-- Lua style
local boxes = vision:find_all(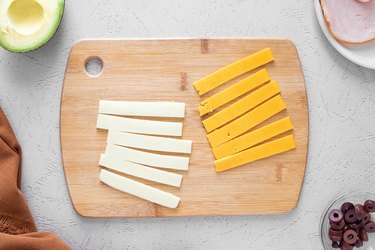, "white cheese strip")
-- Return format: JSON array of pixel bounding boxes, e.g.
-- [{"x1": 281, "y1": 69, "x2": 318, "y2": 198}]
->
[
  {"x1": 99, "y1": 154, "x2": 183, "y2": 187},
  {"x1": 106, "y1": 144, "x2": 189, "y2": 171},
  {"x1": 96, "y1": 114, "x2": 183, "y2": 136},
  {"x1": 99, "y1": 100, "x2": 185, "y2": 118},
  {"x1": 107, "y1": 130, "x2": 192, "y2": 154},
  {"x1": 99, "y1": 169, "x2": 180, "y2": 208}
]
